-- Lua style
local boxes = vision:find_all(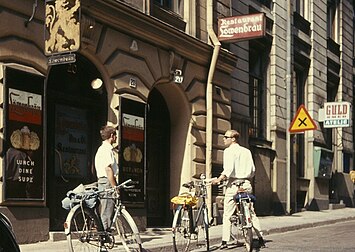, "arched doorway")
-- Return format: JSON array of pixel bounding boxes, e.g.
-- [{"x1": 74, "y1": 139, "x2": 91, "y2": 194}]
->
[
  {"x1": 46, "y1": 55, "x2": 107, "y2": 230},
  {"x1": 146, "y1": 88, "x2": 171, "y2": 227}
]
